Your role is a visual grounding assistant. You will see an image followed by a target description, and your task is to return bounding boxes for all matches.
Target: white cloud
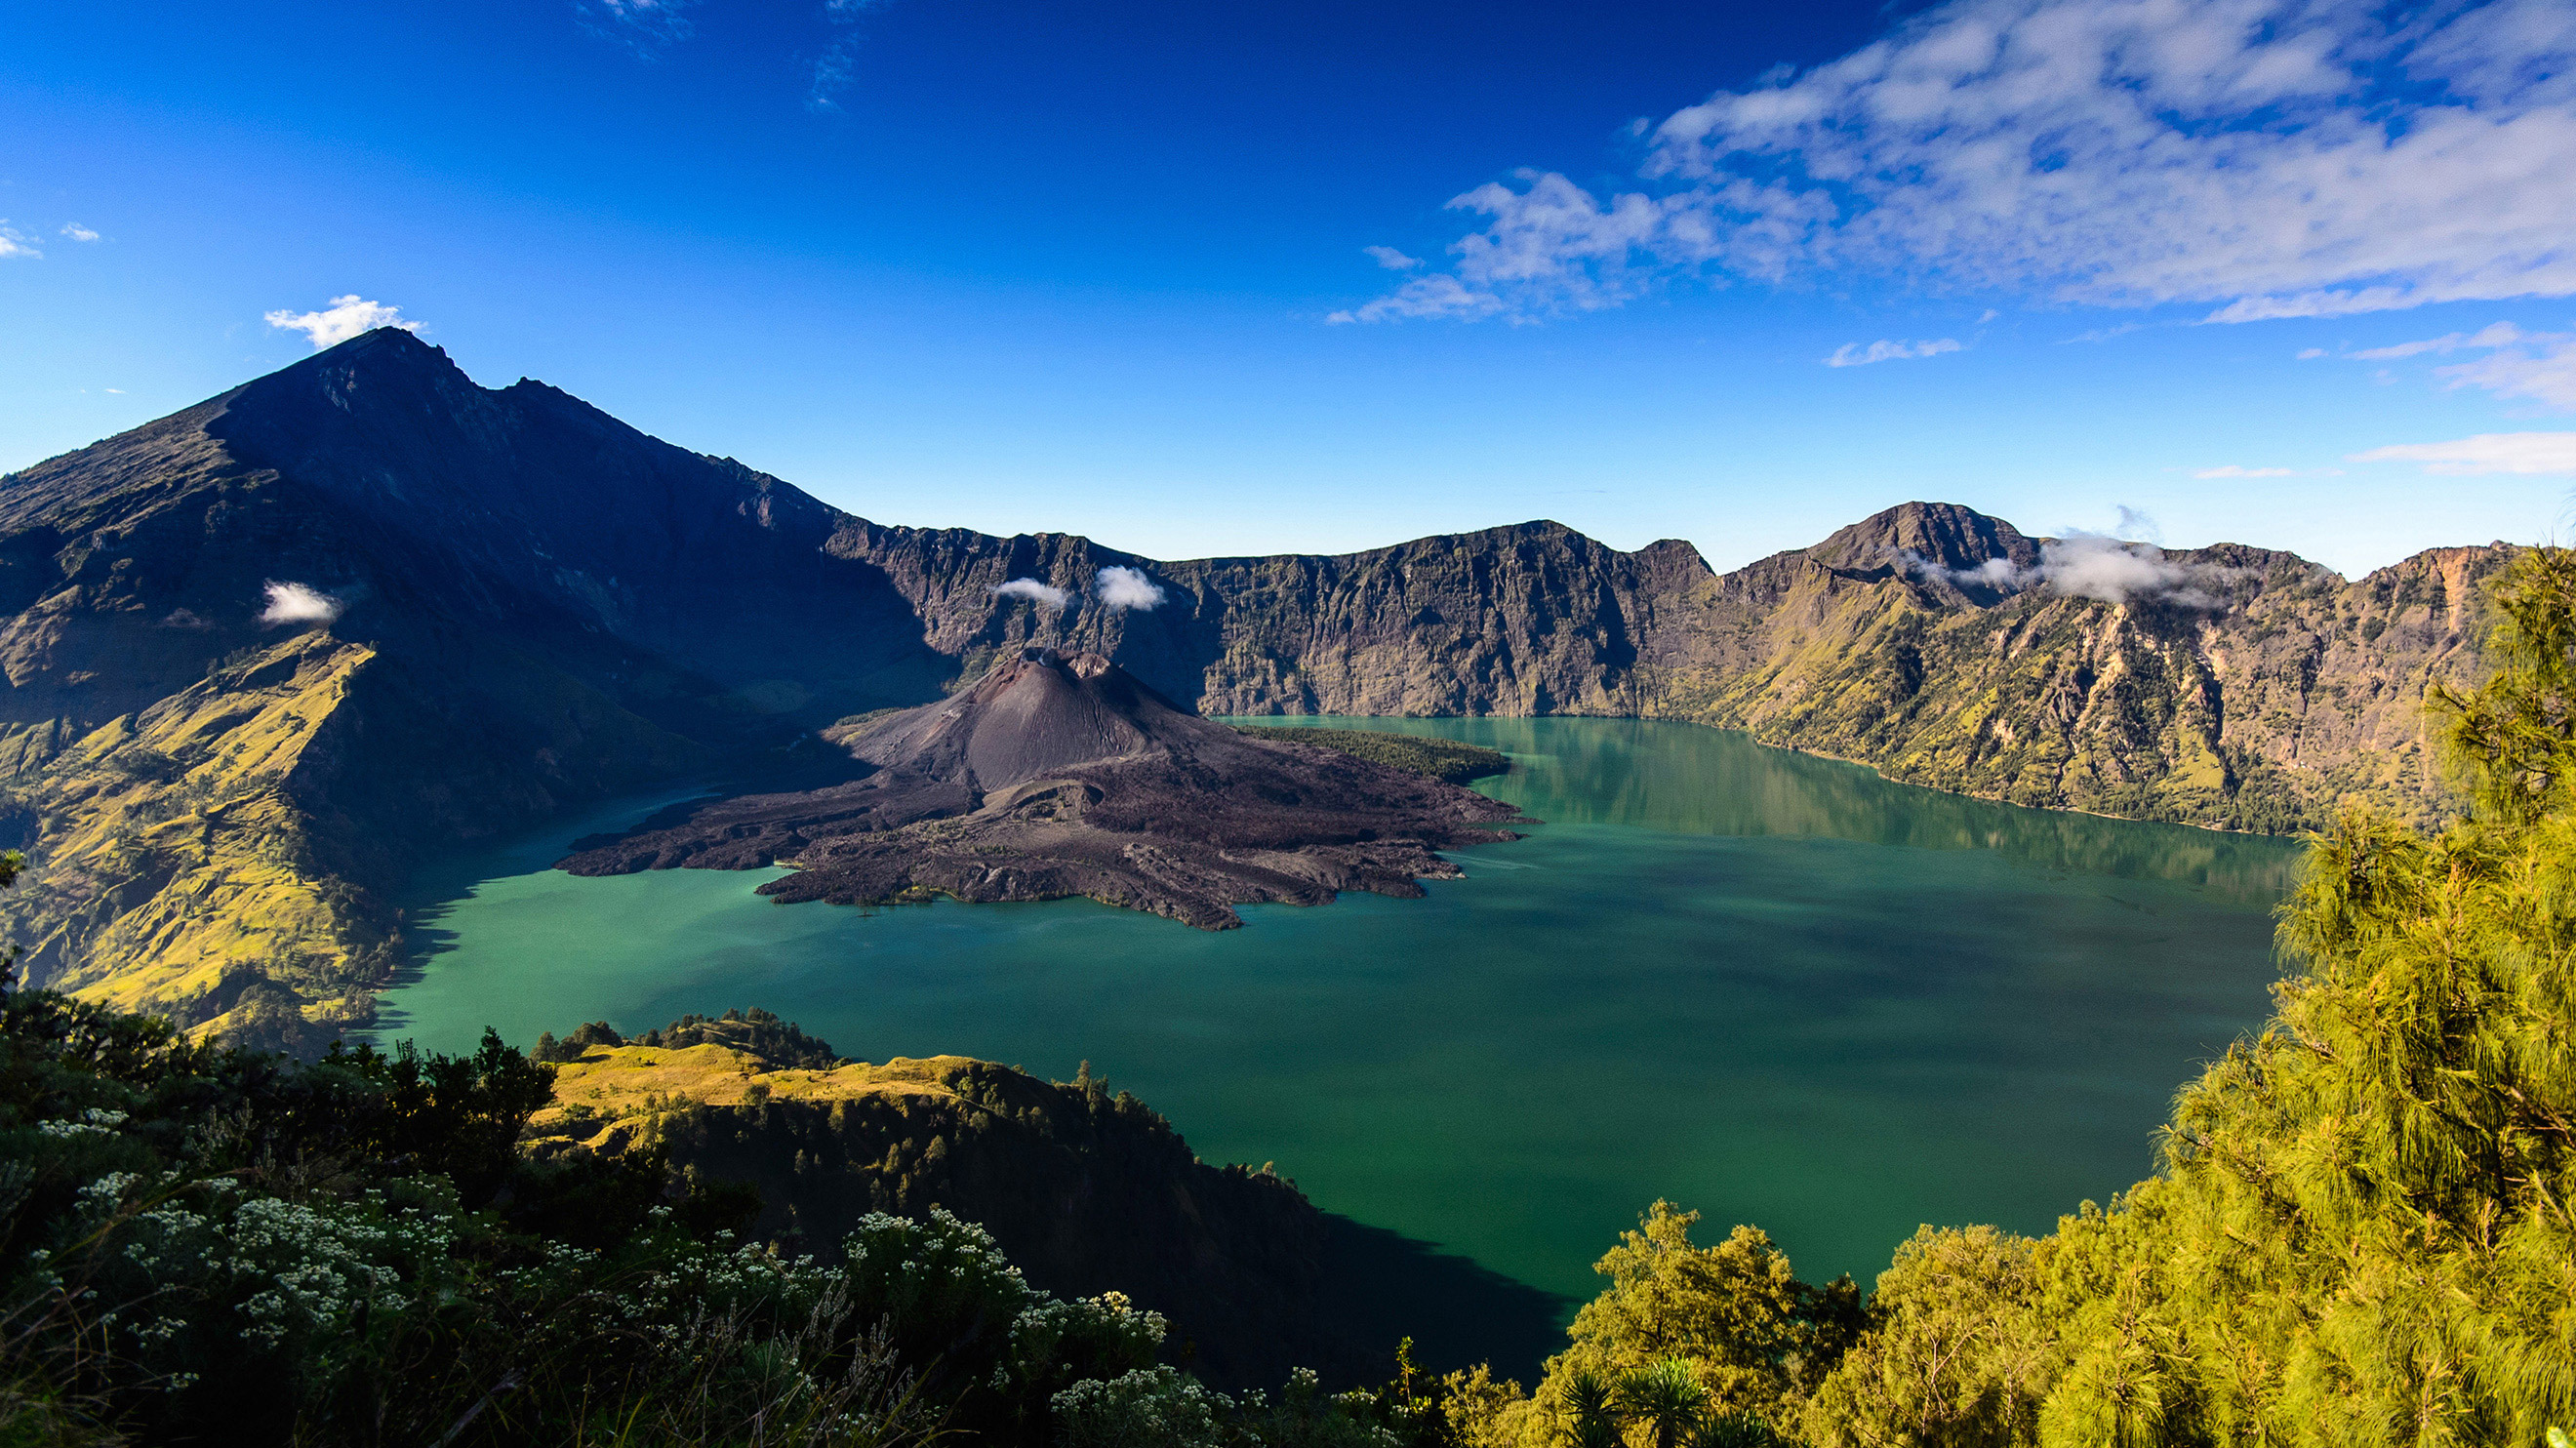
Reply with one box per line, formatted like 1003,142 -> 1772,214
990,578 -> 1068,611
2436,334 -> 2576,411
1362,245 -> 1422,271
260,582 -> 342,626
59,223 -> 99,243
2335,321 -> 2576,409
263,296 -> 422,350
2348,322 -> 2525,360
1825,337 -> 1960,367
1897,532 -> 2240,609
2296,347 -> 2327,359
2038,536 -> 2234,608
2194,464 -> 2294,478
1341,0 -> 2576,325
1094,566 -> 1166,612
2350,432 -> 2576,475
0,222 -> 39,261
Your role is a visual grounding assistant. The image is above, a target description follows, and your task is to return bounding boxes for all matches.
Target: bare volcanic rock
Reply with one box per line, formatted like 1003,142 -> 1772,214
558,648 -> 1529,928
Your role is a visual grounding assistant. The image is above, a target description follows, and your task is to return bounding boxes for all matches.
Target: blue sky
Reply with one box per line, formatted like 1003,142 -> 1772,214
4,0 -> 2573,575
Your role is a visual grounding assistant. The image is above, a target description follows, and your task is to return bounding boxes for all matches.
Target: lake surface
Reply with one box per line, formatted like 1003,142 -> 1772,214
382,717 -> 2300,1336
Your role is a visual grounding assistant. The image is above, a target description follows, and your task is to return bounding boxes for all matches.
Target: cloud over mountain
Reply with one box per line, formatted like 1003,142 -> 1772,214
990,578 -> 1069,610
1095,566 -> 1166,612
264,298 -> 422,350
259,582 -> 342,626
1900,534 -> 2242,609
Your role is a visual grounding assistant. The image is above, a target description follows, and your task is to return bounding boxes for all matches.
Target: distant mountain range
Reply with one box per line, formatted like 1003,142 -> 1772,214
0,329 -> 2499,1044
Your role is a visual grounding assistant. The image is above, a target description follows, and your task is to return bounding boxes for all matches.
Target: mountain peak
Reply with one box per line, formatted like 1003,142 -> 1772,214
843,645 -> 1195,792
1809,502 -> 2038,578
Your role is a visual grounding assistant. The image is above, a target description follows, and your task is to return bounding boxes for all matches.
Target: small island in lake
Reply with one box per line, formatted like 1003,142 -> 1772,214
558,647 -> 1530,928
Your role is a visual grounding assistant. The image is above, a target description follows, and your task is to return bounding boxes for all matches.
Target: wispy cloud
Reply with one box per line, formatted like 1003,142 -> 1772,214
2350,432 -> 2576,475
2194,464 -> 2295,479
809,0 -> 894,111
1362,245 -> 1421,272
578,0 -> 695,51
59,222 -> 99,243
1329,272 -> 1509,325
2436,334 -> 2576,411
1825,338 -> 1959,368
2335,321 -> 2576,409
2348,322 -> 2526,360
263,297 -> 422,350
2062,322 -> 2145,345
0,222 -> 39,261
1337,0 -> 2576,325
990,578 -> 1068,611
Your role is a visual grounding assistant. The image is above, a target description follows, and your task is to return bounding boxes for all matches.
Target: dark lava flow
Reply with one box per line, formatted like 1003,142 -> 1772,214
557,648 -> 1530,928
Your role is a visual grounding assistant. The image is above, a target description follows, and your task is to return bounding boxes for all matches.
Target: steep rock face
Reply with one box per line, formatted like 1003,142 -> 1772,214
826,518 -> 1704,717
1656,511 -> 2498,830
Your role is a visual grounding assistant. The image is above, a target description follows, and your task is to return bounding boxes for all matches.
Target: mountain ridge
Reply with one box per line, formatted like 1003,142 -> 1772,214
0,332 -> 2501,1042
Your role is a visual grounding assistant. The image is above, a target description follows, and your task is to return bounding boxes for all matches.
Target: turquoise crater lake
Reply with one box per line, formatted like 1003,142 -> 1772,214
381,718 -> 2298,1319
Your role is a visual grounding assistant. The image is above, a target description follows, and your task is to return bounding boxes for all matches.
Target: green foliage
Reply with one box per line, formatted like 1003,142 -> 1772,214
1537,1203 -> 1860,1434
1051,1363 -> 1404,1448
0,962 -> 1412,1446
1229,727 -> 1510,785
1795,1224 -> 2051,1446
0,970 -> 1290,1446
632,1009 -> 852,1069
1612,1358 -> 1708,1448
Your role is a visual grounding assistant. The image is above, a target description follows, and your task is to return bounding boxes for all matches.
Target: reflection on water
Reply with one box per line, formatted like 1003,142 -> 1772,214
1237,716 -> 2299,909
382,719 -> 2302,1374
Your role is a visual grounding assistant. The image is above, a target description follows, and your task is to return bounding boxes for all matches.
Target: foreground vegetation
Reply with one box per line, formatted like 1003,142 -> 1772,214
9,552 -> 2574,1443
0,972 -> 1451,1445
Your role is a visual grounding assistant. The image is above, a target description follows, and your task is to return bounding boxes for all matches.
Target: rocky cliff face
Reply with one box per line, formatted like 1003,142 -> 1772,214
1654,508 -> 2496,831
825,518 -> 1703,718
0,333 -> 2505,1038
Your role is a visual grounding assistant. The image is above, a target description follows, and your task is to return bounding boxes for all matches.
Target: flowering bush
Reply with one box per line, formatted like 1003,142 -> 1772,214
0,974 -> 1413,1447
